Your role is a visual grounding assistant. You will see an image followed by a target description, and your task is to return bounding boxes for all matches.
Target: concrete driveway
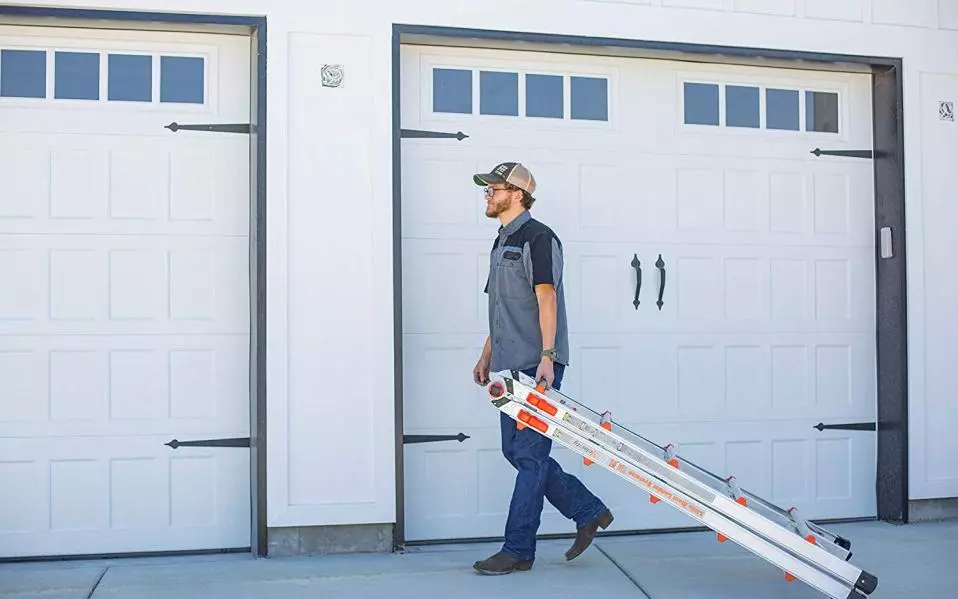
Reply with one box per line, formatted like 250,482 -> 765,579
2,520 -> 954,598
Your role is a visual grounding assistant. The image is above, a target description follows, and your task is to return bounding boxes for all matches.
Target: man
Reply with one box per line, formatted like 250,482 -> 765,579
470,162 -> 613,575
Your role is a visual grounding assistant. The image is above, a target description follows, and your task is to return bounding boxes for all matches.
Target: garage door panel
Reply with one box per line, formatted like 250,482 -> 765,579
0,136 -> 249,237
401,239 -> 490,335
666,157 -> 873,248
475,149 -> 671,245
565,332 -> 874,424
446,154 -> 874,249
559,336 -> 675,425
403,442 -> 479,539
404,426 -> 546,541
0,435 -> 250,558
401,333 -> 490,431
401,45 -> 877,542
0,26 -> 252,556
0,235 -> 249,336
578,420 -> 875,524
563,243 -> 638,332
0,146 -> 50,219
563,242 -> 874,335
400,147 -> 491,241
0,334 -> 250,438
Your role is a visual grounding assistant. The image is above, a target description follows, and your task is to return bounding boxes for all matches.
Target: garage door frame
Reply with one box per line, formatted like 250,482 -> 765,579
391,23 -> 908,549
0,5 -> 269,559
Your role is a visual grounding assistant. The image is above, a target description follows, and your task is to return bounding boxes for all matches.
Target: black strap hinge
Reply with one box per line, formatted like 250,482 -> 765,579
400,129 -> 468,141
165,437 -> 251,449
165,122 -> 252,134
810,148 -> 873,159
813,422 -> 876,432
403,433 -> 470,444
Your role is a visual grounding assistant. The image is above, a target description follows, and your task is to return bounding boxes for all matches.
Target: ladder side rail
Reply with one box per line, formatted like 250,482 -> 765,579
550,401 -> 851,559
553,403 -> 862,582
498,397 -> 857,599
606,424 -> 832,548
515,373 -> 736,491
508,379 -> 865,586
497,374 -> 860,575
595,419 -> 813,535
535,374 -> 825,527
546,429 -> 854,599
530,372 -> 842,534
547,404 -> 854,565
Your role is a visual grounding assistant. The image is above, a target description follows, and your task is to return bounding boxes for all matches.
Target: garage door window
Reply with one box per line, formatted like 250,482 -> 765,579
433,68 -> 472,114
55,51 -> 99,100
571,76 -> 608,121
430,66 -> 609,122
1,49 -> 207,105
806,90 -> 839,133
525,74 -> 563,118
684,82 -> 720,126
480,70 -> 518,116
683,80 -> 839,133
766,88 -> 800,130
0,49 -> 46,98
108,53 -> 152,102
725,85 -> 760,128
160,56 -> 205,104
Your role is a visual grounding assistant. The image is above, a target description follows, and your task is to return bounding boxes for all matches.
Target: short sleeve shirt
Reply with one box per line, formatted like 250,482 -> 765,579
484,210 -> 570,372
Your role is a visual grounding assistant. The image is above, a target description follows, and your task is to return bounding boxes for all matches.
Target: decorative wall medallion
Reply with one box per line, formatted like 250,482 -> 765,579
322,64 -> 344,88
941,101 -> 954,122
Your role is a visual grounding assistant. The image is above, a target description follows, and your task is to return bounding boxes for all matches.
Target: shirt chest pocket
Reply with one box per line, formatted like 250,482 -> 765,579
497,248 -> 531,299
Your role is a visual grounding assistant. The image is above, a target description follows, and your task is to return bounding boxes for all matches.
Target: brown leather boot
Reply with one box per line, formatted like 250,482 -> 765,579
565,508 -> 614,561
473,550 -> 534,575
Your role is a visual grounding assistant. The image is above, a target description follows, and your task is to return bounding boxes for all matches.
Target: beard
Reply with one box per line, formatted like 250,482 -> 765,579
485,196 -> 511,218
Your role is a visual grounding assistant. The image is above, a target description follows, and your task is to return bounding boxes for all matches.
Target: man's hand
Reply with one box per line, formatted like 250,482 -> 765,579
474,336 -> 492,386
534,356 -> 554,390
473,355 -> 491,386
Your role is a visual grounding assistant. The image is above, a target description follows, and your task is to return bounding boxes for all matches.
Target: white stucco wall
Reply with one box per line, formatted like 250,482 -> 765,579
5,0 -> 957,528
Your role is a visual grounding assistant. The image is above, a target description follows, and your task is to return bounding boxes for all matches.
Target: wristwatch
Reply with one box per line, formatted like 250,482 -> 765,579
540,348 -> 558,361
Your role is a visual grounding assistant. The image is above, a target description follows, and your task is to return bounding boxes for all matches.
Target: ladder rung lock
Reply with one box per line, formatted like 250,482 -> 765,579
526,393 -> 558,416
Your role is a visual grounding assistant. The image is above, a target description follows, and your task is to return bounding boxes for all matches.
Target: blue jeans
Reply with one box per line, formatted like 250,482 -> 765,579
499,364 -> 608,561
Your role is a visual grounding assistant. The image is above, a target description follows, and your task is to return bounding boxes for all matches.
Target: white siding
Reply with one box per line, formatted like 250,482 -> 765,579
1,0 -> 955,530
911,71 -> 958,499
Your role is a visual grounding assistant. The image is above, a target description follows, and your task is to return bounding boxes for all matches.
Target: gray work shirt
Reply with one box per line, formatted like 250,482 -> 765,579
484,210 -> 570,372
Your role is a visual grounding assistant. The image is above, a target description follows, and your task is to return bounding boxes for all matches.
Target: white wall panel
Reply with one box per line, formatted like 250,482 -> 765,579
910,72 -> 958,500
268,30 -> 395,526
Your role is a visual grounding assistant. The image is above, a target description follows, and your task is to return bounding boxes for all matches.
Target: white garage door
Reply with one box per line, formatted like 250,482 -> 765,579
400,44 -> 877,542
0,25 -> 252,558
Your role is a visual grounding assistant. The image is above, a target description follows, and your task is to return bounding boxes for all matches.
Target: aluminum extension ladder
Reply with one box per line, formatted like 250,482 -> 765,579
486,369 -> 879,599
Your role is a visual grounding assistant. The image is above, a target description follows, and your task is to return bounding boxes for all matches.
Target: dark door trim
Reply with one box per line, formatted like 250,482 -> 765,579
391,24 -> 908,549
0,6 -> 269,559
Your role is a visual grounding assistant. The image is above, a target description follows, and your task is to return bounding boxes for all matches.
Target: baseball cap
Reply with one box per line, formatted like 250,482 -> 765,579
473,162 -> 536,195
